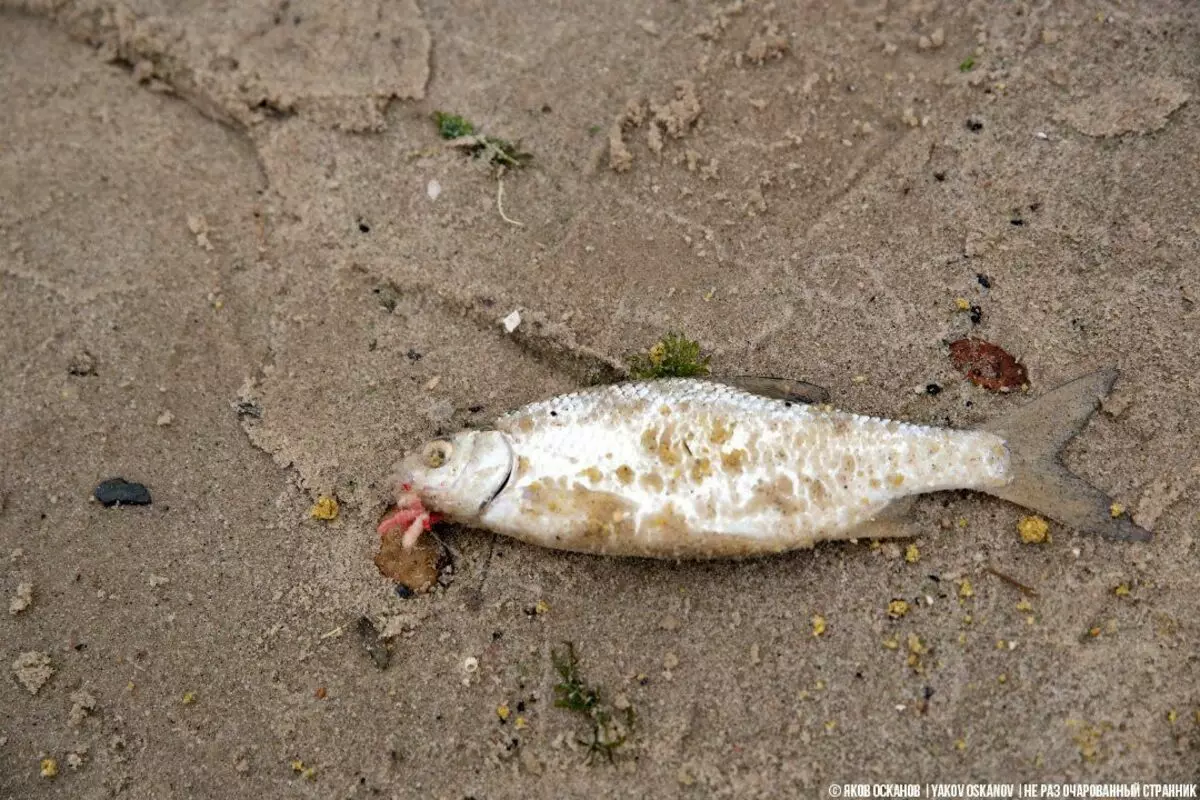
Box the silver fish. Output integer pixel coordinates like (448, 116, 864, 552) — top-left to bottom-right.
(383, 369, 1150, 558)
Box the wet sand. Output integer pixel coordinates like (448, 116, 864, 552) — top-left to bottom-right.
(2, 1, 1198, 796)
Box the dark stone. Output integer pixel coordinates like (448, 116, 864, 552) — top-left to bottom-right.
(976, 273, 991, 289)
(969, 304, 983, 325)
(925, 383, 942, 396)
(234, 401, 262, 419)
(94, 478, 152, 507)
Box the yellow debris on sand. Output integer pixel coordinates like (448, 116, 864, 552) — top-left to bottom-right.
(311, 496, 340, 520)
(1017, 515, 1049, 544)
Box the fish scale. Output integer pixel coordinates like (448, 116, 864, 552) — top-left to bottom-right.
(482, 379, 1010, 557)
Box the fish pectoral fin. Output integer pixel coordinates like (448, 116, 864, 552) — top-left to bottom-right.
(712, 375, 831, 405)
(838, 498, 919, 541)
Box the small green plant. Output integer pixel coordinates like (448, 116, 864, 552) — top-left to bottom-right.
(432, 111, 532, 169)
(551, 642, 635, 764)
(958, 55, 976, 72)
(433, 111, 476, 139)
(552, 642, 600, 713)
(627, 332, 711, 379)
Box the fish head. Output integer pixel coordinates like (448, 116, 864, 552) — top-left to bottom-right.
(395, 429, 514, 520)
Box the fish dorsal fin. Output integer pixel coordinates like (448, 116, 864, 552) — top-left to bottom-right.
(710, 375, 831, 406)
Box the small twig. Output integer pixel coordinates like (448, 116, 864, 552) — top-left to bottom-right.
(984, 566, 1039, 597)
(319, 624, 346, 640)
(496, 170, 525, 227)
(445, 134, 484, 152)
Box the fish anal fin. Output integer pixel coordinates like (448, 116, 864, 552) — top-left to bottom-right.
(838, 498, 919, 542)
(714, 375, 831, 405)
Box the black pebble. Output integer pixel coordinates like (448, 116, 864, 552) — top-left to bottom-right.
(969, 304, 983, 325)
(358, 221, 371, 233)
(976, 273, 991, 289)
(235, 401, 262, 419)
(394, 584, 414, 599)
(468, 405, 485, 413)
(94, 478, 152, 507)
(406, 349, 423, 361)
(966, 118, 984, 132)
(925, 383, 942, 396)
(933, 171, 946, 182)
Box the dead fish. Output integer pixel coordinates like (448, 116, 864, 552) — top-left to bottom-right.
(379, 369, 1149, 559)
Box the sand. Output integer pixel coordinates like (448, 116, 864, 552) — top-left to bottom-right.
(2, 0, 1198, 796)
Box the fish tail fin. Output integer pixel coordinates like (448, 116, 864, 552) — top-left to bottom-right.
(978, 368, 1151, 542)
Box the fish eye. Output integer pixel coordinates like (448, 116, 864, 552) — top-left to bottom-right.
(422, 440, 453, 469)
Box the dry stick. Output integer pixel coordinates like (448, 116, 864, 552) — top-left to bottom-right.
(984, 566, 1040, 597)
